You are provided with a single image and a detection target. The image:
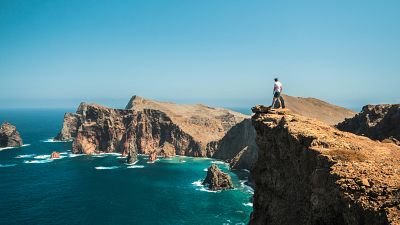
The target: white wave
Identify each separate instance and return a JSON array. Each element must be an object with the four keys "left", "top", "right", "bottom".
[
  {"left": 192, "top": 180, "right": 203, "bottom": 187},
  {"left": 127, "top": 165, "right": 145, "bottom": 169},
  {"left": 125, "top": 160, "right": 138, "bottom": 165},
  {"left": 116, "top": 156, "right": 126, "bottom": 159},
  {"left": 24, "top": 159, "right": 53, "bottom": 164},
  {"left": 60, "top": 152, "right": 68, "bottom": 155},
  {"left": 34, "top": 155, "right": 51, "bottom": 159},
  {"left": 68, "top": 153, "right": 84, "bottom": 158},
  {"left": 203, "top": 168, "right": 208, "bottom": 172},
  {"left": 95, "top": 166, "right": 119, "bottom": 170},
  {"left": 92, "top": 155, "right": 107, "bottom": 158},
  {"left": 0, "top": 164, "right": 17, "bottom": 167},
  {"left": 41, "top": 138, "right": 71, "bottom": 143},
  {"left": 211, "top": 160, "right": 227, "bottom": 165},
  {"left": 0, "top": 144, "right": 30, "bottom": 151},
  {"left": 242, "top": 169, "right": 250, "bottom": 173},
  {"left": 146, "top": 159, "right": 159, "bottom": 164},
  {"left": 243, "top": 202, "right": 253, "bottom": 207},
  {"left": 15, "top": 154, "right": 36, "bottom": 158},
  {"left": 180, "top": 160, "right": 186, "bottom": 163}
]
